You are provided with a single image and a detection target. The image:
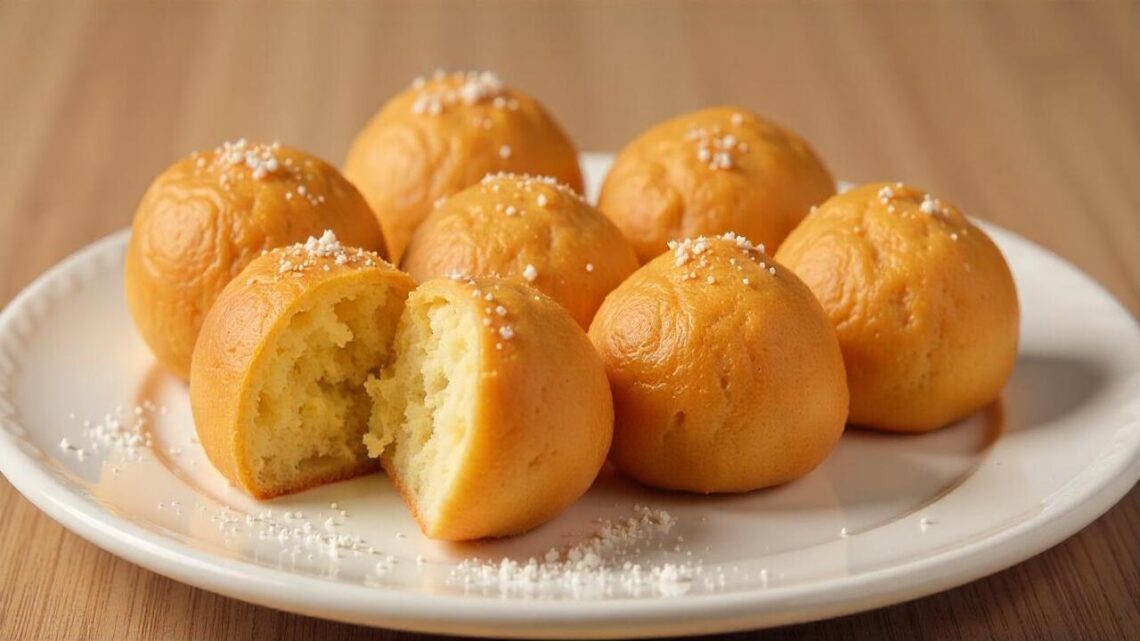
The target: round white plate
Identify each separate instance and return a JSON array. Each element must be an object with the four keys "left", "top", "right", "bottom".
[{"left": 1, "top": 154, "right": 1138, "bottom": 638}]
